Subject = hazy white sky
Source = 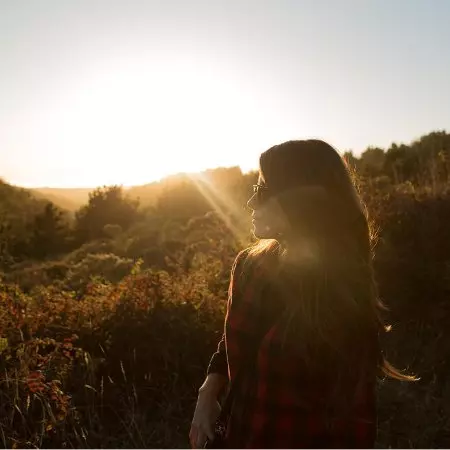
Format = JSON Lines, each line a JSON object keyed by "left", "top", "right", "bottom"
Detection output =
{"left": 1, "top": 0, "right": 450, "bottom": 187}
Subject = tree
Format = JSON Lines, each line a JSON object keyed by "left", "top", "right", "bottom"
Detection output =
{"left": 359, "top": 147, "right": 386, "bottom": 178}
{"left": 29, "top": 202, "right": 70, "bottom": 259}
{"left": 75, "top": 186, "right": 141, "bottom": 243}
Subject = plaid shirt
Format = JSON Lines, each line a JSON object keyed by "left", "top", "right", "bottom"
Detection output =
{"left": 207, "top": 250, "right": 377, "bottom": 448}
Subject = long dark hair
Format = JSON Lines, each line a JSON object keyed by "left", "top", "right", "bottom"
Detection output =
{"left": 245, "top": 140, "right": 414, "bottom": 388}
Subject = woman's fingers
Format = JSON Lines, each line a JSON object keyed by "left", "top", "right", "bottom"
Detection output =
{"left": 196, "top": 429, "right": 208, "bottom": 449}
{"left": 195, "top": 428, "right": 206, "bottom": 448}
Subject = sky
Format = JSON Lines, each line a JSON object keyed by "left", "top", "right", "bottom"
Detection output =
{"left": 1, "top": 0, "right": 450, "bottom": 188}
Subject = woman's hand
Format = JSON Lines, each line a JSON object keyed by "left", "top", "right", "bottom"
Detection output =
{"left": 189, "top": 390, "right": 221, "bottom": 448}
{"left": 189, "top": 374, "right": 228, "bottom": 449}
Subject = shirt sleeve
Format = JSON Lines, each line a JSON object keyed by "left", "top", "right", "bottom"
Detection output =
{"left": 206, "top": 331, "right": 228, "bottom": 377}
{"left": 206, "top": 249, "right": 249, "bottom": 378}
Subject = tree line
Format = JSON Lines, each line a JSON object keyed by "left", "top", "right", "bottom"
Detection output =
{"left": 1, "top": 130, "right": 449, "bottom": 267}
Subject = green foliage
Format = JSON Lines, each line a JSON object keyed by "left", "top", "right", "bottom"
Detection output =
{"left": 75, "top": 186, "right": 141, "bottom": 242}
{"left": 29, "top": 202, "right": 71, "bottom": 259}
{"left": 357, "top": 130, "right": 450, "bottom": 186}
{"left": 5, "top": 253, "right": 135, "bottom": 294}
{"left": 0, "top": 181, "right": 71, "bottom": 266}
{"left": 103, "top": 223, "right": 123, "bottom": 239}
{"left": 359, "top": 147, "right": 386, "bottom": 178}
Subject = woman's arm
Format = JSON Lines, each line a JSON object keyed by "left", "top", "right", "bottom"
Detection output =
{"left": 199, "top": 332, "right": 229, "bottom": 398}
{"left": 199, "top": 248, "right": 249, "bottom": 396}
{"left": 189, "top": 250, "right": 249, "bottom": 448}
{"left": 207, "top": 332, "right": 228, "bottom": 377}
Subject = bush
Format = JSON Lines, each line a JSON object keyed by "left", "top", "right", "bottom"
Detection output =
{"left": 0, "top": 266, "right": 224, "bottom": 448}
{"left": 370, "top": 187, "right": 450, "bottom": 448}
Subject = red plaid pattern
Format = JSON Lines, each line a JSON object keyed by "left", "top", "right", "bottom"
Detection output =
{"left": 207, "top": 250, "right": 377, "bottom": 448}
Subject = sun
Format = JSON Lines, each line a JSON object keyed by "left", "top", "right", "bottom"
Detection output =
{"left": 38, "top": 56, "right": 262, "bottom": 188}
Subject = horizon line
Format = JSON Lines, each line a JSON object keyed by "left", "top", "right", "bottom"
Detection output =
{"left": 3, "top": 164, "right": 259, "bottom": 191}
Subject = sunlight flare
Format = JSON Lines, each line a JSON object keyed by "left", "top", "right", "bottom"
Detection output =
{"left": 188, "top": 173, "right": 249, "bottom": 244}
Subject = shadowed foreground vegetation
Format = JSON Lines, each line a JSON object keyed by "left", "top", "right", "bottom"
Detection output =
{"left": 1, "top": 131, "right": 450, "bottom": 448}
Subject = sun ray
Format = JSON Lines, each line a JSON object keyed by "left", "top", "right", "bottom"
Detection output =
{"left": 187, "top": 173, "right": 251, "bottom": 246}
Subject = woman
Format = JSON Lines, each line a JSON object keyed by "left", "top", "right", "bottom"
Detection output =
{"left": 190, "top": 140, "right": 413, "bottom": 448}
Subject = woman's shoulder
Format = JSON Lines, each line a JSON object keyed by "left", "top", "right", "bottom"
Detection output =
{"left": 232, "top": 242, "right": 281, "bottom": 286}
{"left": 230, "top": 248, "right": 252, "bottom": 284}
{"left": 232, "top": 246, "right": 261, "bottom": 275}
{"left": 236, "top": 240, "right": 280, "bottom": 261}
{"left": 234, "top": 247, "right": 252, "bottom": 265}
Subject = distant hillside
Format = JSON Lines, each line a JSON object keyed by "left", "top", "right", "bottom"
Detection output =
{"left": 22, "top": 166, "right": 257, "bottom": 212}
{"left": 31, "top": 187, "right": 94, "bottom": 211}
{"left": 0, "top": 179, "right": 48, "bottom": 220}
{"left": 29, "top": 167, "right": 253, "bottom": 211}
{"left": 31, "top": 190, "right": 79, "bottom": 212}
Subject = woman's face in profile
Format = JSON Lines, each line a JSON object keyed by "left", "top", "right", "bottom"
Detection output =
{"left": 247, "top": 174, "right": 287, "bottom": 239}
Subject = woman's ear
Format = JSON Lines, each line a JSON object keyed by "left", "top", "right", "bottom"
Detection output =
{"left": 268, "top": 197, "right": 291, "bottom": 235}
{"left": 275, "top": 185, "right": 329, "bottom": 222}
{"left": 277, "top": 185, "right": 328, "bottom": 202}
